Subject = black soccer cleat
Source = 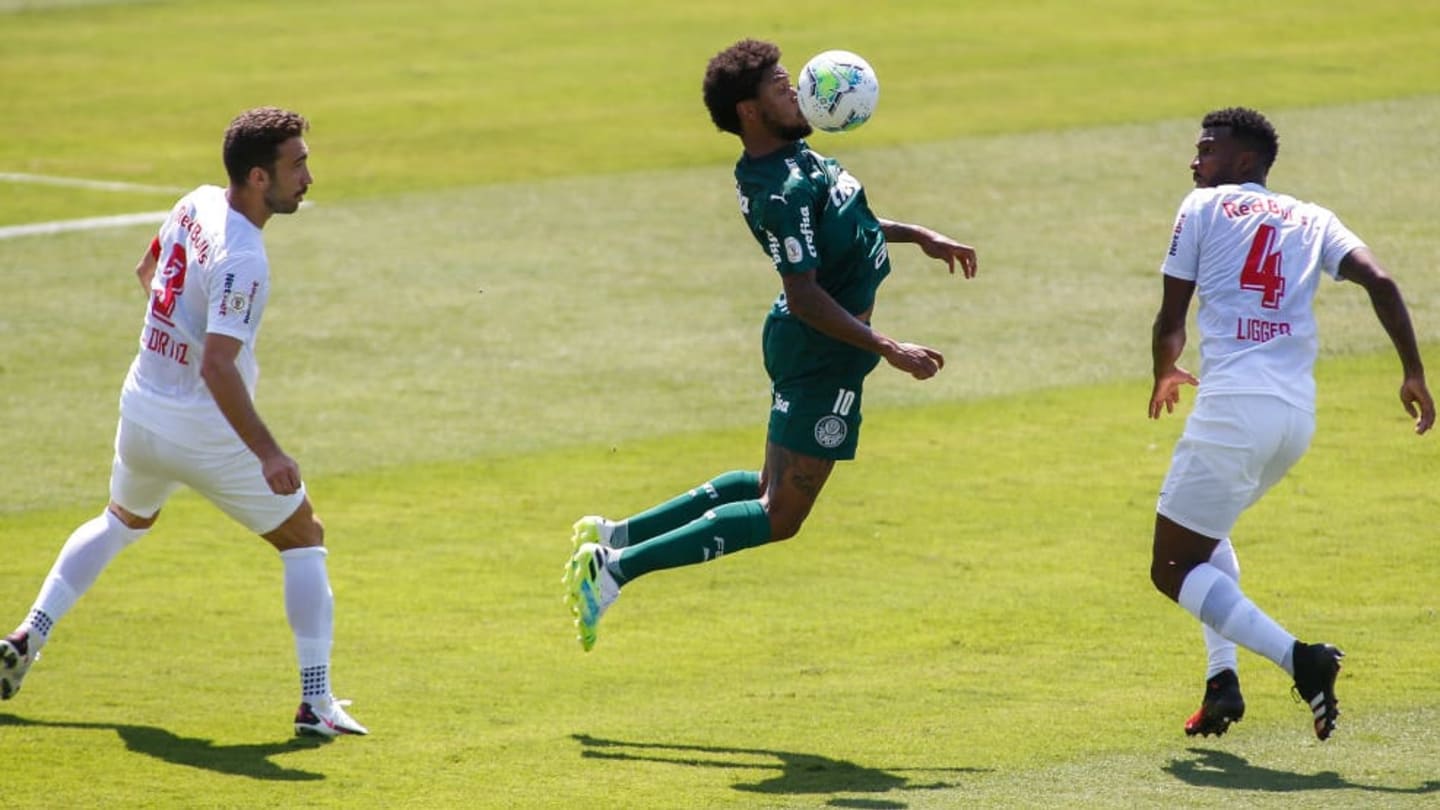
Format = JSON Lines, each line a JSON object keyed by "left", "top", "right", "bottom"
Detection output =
{"left": 1184, "top": 668, "right": 1246, "bottom": 737}
{"left": 1292, "top": 641, "right": 1344, "bottom": 741}
{"left": 0, "top": 631, "right": 37, "bottom": 701}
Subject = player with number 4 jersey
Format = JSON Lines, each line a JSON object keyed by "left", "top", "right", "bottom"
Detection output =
{"left": 1147, "top": 107, "right": 1433, "bottom": 743}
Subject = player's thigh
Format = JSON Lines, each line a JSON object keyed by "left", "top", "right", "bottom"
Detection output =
{"left": 110, "top": 417, "right": 182, "bottom": 520}
{"left": 1156, "top": 395, "right": 1287, "bottom": 538}
{"left": 761, "top": 441, "right": 834, "bottom": 536}
{"left": 766, "top": 354, "right": 875, "bottom": 463}
{"left": 181, "top": 444, "right": 307, "bottom": 536}
{"left": 1247, "top": 397, "right": 1314, "bottom": 509}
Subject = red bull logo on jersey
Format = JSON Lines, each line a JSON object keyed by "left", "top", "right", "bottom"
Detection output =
{"left": 176, "top": 210, "right": 212, "bottom": 266}
{"left": 1221, "top": 197, "right": 1294, "bottom": 222}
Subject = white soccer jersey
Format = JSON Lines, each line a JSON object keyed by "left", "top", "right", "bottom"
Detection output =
{"left": 119, "top": 185, "right": 270, "bottom": 451}
{"left": 1160, "top": 182, "right": 1365, "bottom": 412}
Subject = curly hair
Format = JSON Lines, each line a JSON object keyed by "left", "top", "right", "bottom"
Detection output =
{"left": 1202, "top": 107, "right": 1279, "bottom": 171}
{"left": 223, "top": 106, "right": 309, "bottom": 185}
{"left": 702, "top": 39, "right": 781, "bottom": 135}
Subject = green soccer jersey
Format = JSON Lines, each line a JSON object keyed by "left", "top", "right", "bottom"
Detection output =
{"left": 734, "top": 141, "right": 891, "bottom": 319}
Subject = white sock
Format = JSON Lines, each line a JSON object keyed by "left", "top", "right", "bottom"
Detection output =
{"left": 1202, "top": 539, "right": 1240, "bottom": 679}
{"left": 1178, "top": 563, "right": 1296, "bottom": 675}
{"left": 281, "top": 547, "right": 334, "bottom": 702}
{"left": 21, "top": 511, "right": 148, "bottom": 650}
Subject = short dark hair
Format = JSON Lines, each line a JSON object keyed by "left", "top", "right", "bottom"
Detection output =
{"left": 1202, "top": 107, "right": 1279, "bottom": 171}
{"left": 222, "top": 106, "right": 309, "bottom": 185}
{"left": 702, "top": 39, "right": 781, "bottom": 135}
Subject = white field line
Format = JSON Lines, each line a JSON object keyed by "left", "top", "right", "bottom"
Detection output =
{"left": 0, "top": 200, "right": 315, "bottom": 240}
{"left": 0, "top": 172, "right": 185, "bottom": 194}
{"left": 0, "top": 211, "right": 169, "bottom": 240}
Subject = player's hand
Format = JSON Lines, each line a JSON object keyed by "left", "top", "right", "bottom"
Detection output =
{"left": 1400, "top": 375, "right": 1434, "bottom": 435}
{"left": 1149, "top": 366, "right": 1198, "bottom": 419}
{"left": 261, "top": 452, "right": 303, "bottom": 495}
{"left": 885, "top": 342, "right": 945, "bottom": 380}
{"left": 916, "top": 231, "right": 978, "bottom": 278}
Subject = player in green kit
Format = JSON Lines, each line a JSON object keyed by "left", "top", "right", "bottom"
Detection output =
{"left": 562, "top": 38, "right": 978, "bottom": 651}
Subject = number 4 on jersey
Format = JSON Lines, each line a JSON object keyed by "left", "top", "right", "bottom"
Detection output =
{"left": 1239, "top": 223, "right": 1284, "bottom": 309}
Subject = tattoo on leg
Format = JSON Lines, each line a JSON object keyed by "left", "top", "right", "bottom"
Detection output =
{"left": 790, "top": 469, "right": 823, "bottom": 499}
{"left": 774, "top": 446, "right": 827, "bottom": 498}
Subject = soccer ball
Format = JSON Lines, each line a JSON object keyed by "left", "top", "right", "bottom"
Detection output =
{"left": 796, "top": 50, "right": 880, "bottom": 133}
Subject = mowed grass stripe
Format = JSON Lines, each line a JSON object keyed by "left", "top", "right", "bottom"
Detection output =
{"left": 4, "top": 0, "right": 1439, "bottom": 224}
{"left": 1, "top": 350, "right": 1435, "bottom": 808}
{"left": 3, "top": 96, "right": 1437, "bottom": 513}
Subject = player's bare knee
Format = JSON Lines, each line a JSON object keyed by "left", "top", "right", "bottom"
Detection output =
{"left": 108, "top": 502, "right": 158, "bottom": 530}
{"left": 766, "top": 508, "right": 808, "bottom": 541}
{"left": 262, "top": 507, "right": 324, "bottom": 551}
{"left": 1150, "top": 558, "right": 1185, "bottom": 601}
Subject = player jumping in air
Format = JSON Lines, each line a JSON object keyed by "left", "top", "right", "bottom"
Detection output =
{"left": 562, "top": 39, "right": 978, "bottom": 651}
{"left": 1149, "top": 107, "right": 1433, "bottom": 741}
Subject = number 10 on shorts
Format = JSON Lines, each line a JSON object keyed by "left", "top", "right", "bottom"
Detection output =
{"left": 832, "top": 388, "right": 856, "bottom": 416}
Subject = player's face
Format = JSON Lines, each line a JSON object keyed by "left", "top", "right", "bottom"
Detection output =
{"left": 1189, "top": 127, "right": 1250, "bottom": 188}
{"left": 262, "top": 136, "right": 312, "bottom": 215}
{"left": 756, "top": 64, "right": 812, "bottom": 141}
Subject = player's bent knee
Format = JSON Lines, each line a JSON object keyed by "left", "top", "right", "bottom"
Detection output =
{"left": 766, "top": 510, "right": 808, "bottom": 542}
{"left": 108, "top": 502, "right": 158, "bottom": 530}
{"left": 1150, "top": 558, "right": 1185, "bottom": 601}
{"left": 262, "top": 503, "right": 324, "bottom": 551}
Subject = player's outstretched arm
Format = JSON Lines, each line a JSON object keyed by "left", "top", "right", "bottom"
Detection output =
{"left": 1338, "top": 248, "right": 1434, "bottom": 434}
{"left": 878, "top": 219, "right": 977, "bottom": 278}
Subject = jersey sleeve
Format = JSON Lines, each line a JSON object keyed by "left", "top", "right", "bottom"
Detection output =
{"left": 754, "top": 182, "right": 822, "bottom": 276}
{"left": 1317, "top": 211, "right": 1367, "bottom": 280}
{"left": 1159, "top": 191, "right": 1203, "bottom": 281}
{"left": 205, "top": 250, "right": 265, "bottom": 342}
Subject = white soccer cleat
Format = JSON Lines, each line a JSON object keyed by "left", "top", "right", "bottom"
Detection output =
{"left": 294, "top": 697, "right": 369, "bottom": 737}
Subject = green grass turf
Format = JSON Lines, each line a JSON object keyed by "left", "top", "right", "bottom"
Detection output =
{"left": 2, "top": 0, "right": 1439, "bottom": 806}
{"left": 3, "top": 96, "right": 1438, "bottom": 512}
{"left": 1, "top": 353, "right": 1436, "bottom": 808}
{"left": 3, "top": 0, "right": 1439, "bottom": 224}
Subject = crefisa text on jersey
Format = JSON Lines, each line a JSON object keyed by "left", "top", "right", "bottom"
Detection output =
{"left": 143, "top": 324, "right": 190, "bottom": 365}
{"left": 1235, "top": 317, "right": 1291, "bottom": 343}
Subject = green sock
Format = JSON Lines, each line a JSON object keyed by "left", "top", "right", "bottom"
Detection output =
{"left": 618, "top": 470, "right": 760, "bottom": 547}
{"left": 613, "top": 500, "right": 771, "bottom": 583}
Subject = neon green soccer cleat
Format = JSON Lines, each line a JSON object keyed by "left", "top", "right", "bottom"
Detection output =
{"left": 571, "top": 516, "right": 623, "bottom": 551}
{"left": 562, "top": 542, "right": 620, "bottom": 651}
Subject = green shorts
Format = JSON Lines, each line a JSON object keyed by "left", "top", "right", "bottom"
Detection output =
{"left": 762, "top": 313, "right": 882, "bottom": 461}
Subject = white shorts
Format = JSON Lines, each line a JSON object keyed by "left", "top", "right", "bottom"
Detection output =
{"left": 110, "top": 417, "right": 306, "bottom": 535}
{"left": 1157, "top": 394, "right": 1314, "bottom": 539}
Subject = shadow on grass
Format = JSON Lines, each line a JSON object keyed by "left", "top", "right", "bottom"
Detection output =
{"left": 1166, "top": 748, "right": 1440, "bottom": 795}
{"left": 574, "top": 733, "right": 986, "bottom": 808}
{"left": 0, "top": 713, "right": 328, "bottom": 781}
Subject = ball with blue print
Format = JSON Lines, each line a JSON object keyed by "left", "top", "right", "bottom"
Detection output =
{"left": 797, "top": 50, "right": 880, "bottom": 133}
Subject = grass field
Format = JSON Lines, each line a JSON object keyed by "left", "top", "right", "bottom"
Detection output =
{"left": 3, "top": 1, "right": 1439, "bottom": 808}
